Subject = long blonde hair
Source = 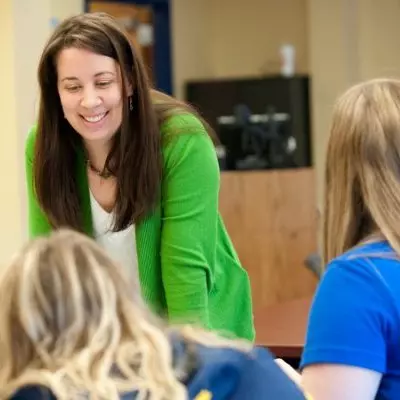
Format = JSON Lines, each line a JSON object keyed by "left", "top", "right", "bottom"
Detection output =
{"left": 0, "top": 229, "right": 188, "bottom": 399}
{"left": 324, "top": 78, "right": 400, "bottom": 264}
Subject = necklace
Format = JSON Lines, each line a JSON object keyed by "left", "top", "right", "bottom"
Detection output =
{"left": 87, "top": 160, "right": 114, "bottom": 179}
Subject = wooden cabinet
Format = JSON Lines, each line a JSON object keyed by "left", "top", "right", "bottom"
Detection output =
{"left": 219, "top": 168, "right": 318, "bottom": 308}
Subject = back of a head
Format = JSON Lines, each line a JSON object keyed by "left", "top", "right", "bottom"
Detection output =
{"left": 324, "top": 78, "right": 400, "bottom": 263}
{"left": 0, "top": 229, "right": 186, "bottom": 399}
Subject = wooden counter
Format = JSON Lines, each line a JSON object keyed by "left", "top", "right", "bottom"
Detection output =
{"left": 254, "top": 296, "right": 312, "bottom": 358}
{"left": 219, "top": 168, "right": 318, "bottom": 308}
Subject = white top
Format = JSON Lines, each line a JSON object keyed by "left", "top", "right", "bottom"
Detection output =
{"left": 89, "top": 191, "right": 139, "bottom": 286}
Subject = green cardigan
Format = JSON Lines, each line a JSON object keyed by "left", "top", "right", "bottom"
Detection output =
{"left": 25, "top": 113, "right": 255, "bottom": 341}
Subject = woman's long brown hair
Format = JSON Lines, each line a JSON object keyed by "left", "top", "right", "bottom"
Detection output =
{"left": 34, "top": 12, "right": 215, "bottom": 232}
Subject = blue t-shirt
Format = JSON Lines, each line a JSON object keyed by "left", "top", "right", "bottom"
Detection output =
{"left": 301, "top": 240, "right": 400, "bottom": 399}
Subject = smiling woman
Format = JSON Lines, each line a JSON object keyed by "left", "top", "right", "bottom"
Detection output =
{"left": 57, "top": 49, "right": 126, "bottom": 147}
{"left": 25, "top": 12, "right": 255, "bottom": 342}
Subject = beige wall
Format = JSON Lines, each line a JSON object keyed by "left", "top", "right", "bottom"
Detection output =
{"left": 0, "top": 0, "right": 83, "bottom": 264}
{"left": 0, "top": 0, "right": 22, "bottom": 264}
{"left": 171, "top": 0, "right": 215, "bottom": 99}
{"left": 51, "top": 0, "right": 84, "bottom": 20}
{"left": 308, "top": 0, "right": 400, "bottom": 207}
{"left": 358, "top": 0, "right": 400, "bottom": 80}
{"left": 307, "top": 0, "right": 358, "bottom": 206}
{"left": 172, "top": 0, "right": 308, "bottom": 99}
{"left": 209, "top": 0, "right": 308, "bottom": 78}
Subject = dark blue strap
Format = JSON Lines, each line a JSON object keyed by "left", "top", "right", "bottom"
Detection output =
{"left": 11, "top": 386, "right": 55, "bottom": 400}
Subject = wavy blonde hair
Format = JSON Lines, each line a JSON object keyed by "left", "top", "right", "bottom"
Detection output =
{"left": 324, "top": 78, "right": 400, "bottom": 264}
{"left": 0, "top": 229, "right": 248, "bottom": 399}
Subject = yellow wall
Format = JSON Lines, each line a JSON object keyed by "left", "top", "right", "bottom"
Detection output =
{"left": 0, "top": 0, "right": 22, "bottom": 264}
{"left": 308, "top": 0, "right": 400, "bottom": 206}
{"left": 171, "top": 0, "right": 215, "bottom": 99}
{"left": 172, "top": 0, "right": 308, "bottom": 98}
{"left": 0, "top": 0, "right": 83, "bottom": 264}
{"left": 357, "top": 0, "right": 400, "bottom": 80}
{"left": 307, "top": 0, "right": 356, "bottom": 206}
{"left": 209, "top": 0, "right": 308, "bottom": 78}
{"left": 51, "top": 0, "right": 83, "bottom": 20}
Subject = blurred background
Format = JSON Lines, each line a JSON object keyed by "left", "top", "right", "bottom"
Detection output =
{"left": 1, "top": 0, "right": 400, "bottom": 312}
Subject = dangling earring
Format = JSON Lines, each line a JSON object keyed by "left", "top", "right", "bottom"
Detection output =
{"left": 129, "top": 96, "right": 133, "bottom": 111}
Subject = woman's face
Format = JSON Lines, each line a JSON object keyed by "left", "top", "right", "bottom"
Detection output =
{"left": 57, "top": 47, "right": 128, "bottom": 146}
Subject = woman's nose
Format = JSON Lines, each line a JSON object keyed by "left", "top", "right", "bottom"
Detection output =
{"left": 80, "top": 87, "right": 101, "bottom": 109}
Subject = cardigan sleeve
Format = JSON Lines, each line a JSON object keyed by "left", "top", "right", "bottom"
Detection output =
{"left": 25, "top": 126, "right": 52, "bottom": 237}
{"left": 160, "top": 114, "right": 219, "bottom": 328}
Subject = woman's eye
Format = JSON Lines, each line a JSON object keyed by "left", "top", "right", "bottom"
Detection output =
{"left": 65, "top": 85, "right": 80, "bottom": 93}
{"left": 96, "top": 81, "right": 112, "bottom": 88}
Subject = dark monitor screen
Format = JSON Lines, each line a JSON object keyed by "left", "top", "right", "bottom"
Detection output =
{"left": 185, "top": 76, "right": 311, "bottom": 170}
